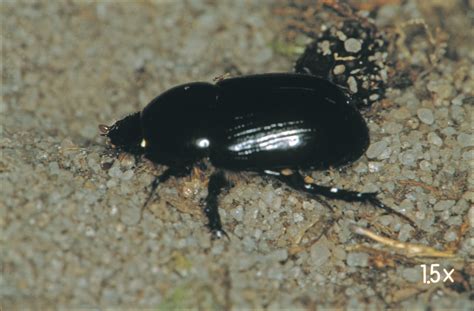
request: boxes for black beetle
[100,73,412,238]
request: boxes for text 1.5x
[420,264,455,284]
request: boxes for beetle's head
[99,112,145,155]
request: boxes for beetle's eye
[140,139,147,148]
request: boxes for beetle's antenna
[98,124,110,136]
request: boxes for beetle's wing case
[209,73,369,170]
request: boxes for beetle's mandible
[100,73,412,238]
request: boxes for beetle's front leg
[265,169,416,227]
[204,170,230,239]
[143,166,192,208]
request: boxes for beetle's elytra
[101,73,410,238]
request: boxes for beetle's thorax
[140,82,218,165]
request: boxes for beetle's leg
[269,170,416,227]
[205,170,230,239]
[142,166,191,208]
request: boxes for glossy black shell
[139,73,369,171]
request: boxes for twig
[350,225,456,258]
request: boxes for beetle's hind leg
[267,169,416,227]
[205,170,231,239]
